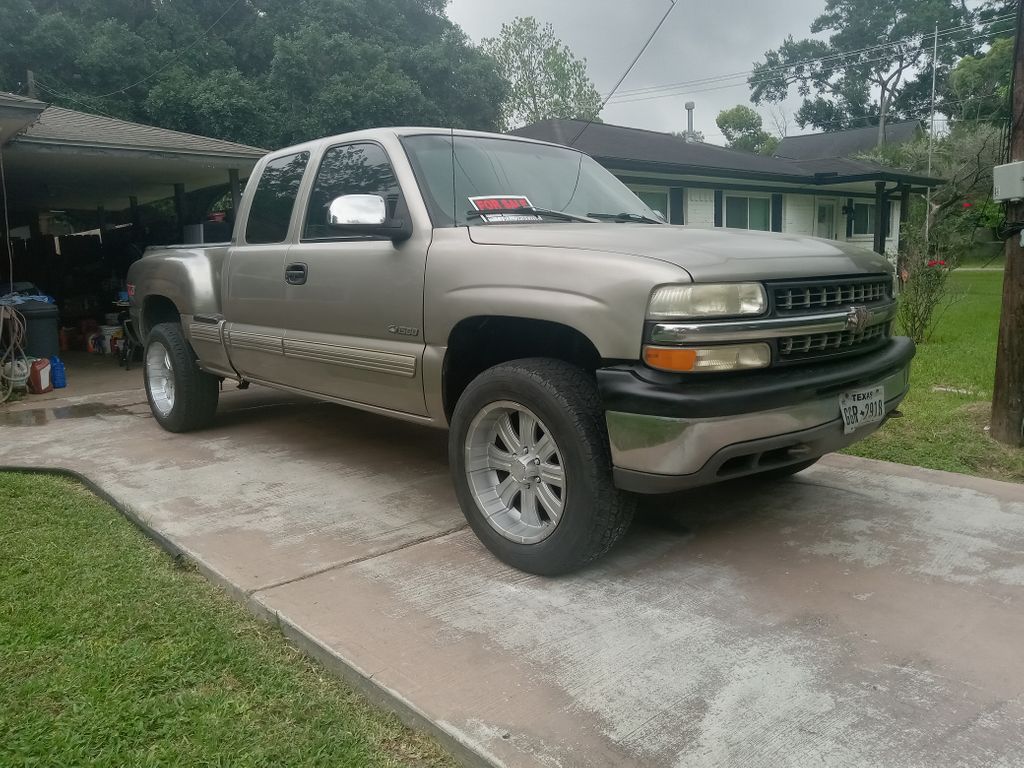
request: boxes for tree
[481,17,602,131]
[749,0,972,142]
[948,35,1013,122]
[0,0,507,149]
[715,105,779,154]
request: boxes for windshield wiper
[465,206,592,223]
[587,212,664,224]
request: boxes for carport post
[173,183,186,242]
[229,169,241,222]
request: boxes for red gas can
[27,358,53,394]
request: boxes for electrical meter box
[993,161,1024,202]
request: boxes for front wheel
[144,322,219,432]
[449,358,635,576]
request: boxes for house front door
[815,200,837,240]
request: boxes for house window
[849,202,896,237]
[725,195,770,231]
[631,189,669,221]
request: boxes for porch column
[873,182,888,256]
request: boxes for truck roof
[262,127,572,161]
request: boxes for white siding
[685,189,715,228]
[784,195,814,236]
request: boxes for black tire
[144,322,219,432]
[449,358,636,576]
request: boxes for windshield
[401,134,665,226]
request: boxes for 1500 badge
[388,324,420,337]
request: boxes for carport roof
[16,104,265,159]
[0,91,266,212]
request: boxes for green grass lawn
[845,269,1024,482]
[0,472,457,768]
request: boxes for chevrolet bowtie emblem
[845,305,872,333]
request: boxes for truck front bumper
[598,337,915,494]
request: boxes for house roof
[14,103,265,159]
[774,120,923,161]
[512,118,940,188]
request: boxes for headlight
[643,343,771,372]
[648,283,766,319]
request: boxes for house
[512,118,941,261]
[774,120,925,161]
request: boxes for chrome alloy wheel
[146,341,175,416]
[464,401,566,544]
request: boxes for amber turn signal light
[643,346,698,371]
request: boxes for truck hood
[467,223,891,281]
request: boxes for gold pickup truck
[128,127,914,575]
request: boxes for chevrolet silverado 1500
[128,128,914,575]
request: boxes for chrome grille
[773,278,889,314]
[779,323,888,360]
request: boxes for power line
[91,0,242,98]
[607,15,1015,103]
[608,13,1014,99]
[607,26,1015,105]
[32,79,121,119]
[567,0,676,146]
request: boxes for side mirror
[328,194,386,225]
[326,194,412,242]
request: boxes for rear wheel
[449,358,635,576]
[144,322,219,432]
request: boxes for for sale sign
[468,195,542,223]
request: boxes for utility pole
[991,0,1024,446]
[925,22,938,243]
[26,70,37,99]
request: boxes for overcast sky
[446,0,827,145]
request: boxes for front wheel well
[442,316,602,420]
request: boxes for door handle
[285,262,308,285]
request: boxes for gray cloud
[446,0,826,144]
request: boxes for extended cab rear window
[244,151,310,244]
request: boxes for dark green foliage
[0,0,508,148]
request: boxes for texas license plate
[839,385,885,434]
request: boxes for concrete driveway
[3,383,1024,768]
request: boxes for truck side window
[304,143,400,240]
[244,151,310,244]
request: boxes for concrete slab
[3,385,1024,767]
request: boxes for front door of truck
[223,150,310,384]
[278,141,428,416]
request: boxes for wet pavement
[3,385,1024,767]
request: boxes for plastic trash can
[16,300,60,359]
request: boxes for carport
[0,90,263,358]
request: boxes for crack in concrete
[247,523,470,596]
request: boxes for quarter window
[304,143,401,239]
[725,195,770,231]
[245,152,309,244]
